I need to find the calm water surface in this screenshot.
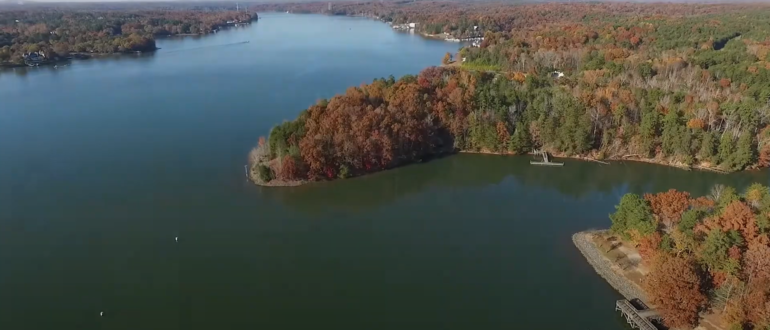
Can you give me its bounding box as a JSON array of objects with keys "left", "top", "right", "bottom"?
[{"left": 1, "top": 13, "right": 768, "bottom": 330}]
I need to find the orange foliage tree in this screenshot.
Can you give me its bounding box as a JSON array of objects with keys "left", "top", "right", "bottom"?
[
  {"left": 644, "top": 189, "right": 691, "bottom": 232},
  {"left": 442, "top": 52, "right": 453, "bottom": 65},
  {"left": 645, "top": 255, "right": 707, "bottom": 329},
  {"left": 696, "top": 200, "right": 759, "bottom": 244},
  {"left": 637, "top": 232, "right": 662, "bottom": 265}
]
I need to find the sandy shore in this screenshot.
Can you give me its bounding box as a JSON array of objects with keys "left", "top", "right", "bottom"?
[{"left": 572, "top": 230, "right": 649, "bottom": 302}]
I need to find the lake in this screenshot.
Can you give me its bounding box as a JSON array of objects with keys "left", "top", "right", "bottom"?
[{"left": 1, "top": 13, "right": 768, "bottom": 330}]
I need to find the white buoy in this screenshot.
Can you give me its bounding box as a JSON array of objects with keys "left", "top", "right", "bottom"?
[
  {"left": 175, "top": 237, "right": 178, "bottom": 242},
  {"left": 100, "top": 311, "right": 103, "bottom": 317}
]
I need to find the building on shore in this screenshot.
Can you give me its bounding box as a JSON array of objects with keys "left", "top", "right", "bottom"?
[{"left": 23, "top": 51, "right": 47, "bottom": 66}]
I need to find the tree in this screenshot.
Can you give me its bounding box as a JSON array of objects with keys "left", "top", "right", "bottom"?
[
  {"left": 610, "top": 194, "right": 656, "bottom": 239},
  {"left": 720, "top": 201, "right": 759, "bottom": 244},
  {"left": 718, "top": 133, "right": 736, "bottom": 168},
  {"left": 699, "top": 131, "right": 717, "bottom": 161},
  {"left": 732, "top": 131, "right": 756, "bottom": 170},
  {"left": 661, "top": 110, "right": 682, "bottom": 156},
  {"left": 744, "top": 242, "right": 770, "bottom": 281},
  {"left": 638, "top": 232, "right": 662, "bottom": 263},
  {"left": 744, "top": 183, "right": 770, "bottom": 209},
  {"left": 644, "top": 189, "right": 691, "bottom": 232},
  {"left": 442, "top": 52, "right": 453, "bottom": 65},
  {"left": 679, "top": 209, "right": 705, "bottom": 236},
  {"left": 638, "top": 110, "right": 658, "bottom": 157},
  {"left": 645, "top": 255, "right": 707, "bottom": 329},
  {"left": 508, "top": 121, "right": 532, "bottom": 154},
  {"left": 278, "top": 155, "right": 300, "bottom": 181},
  {"left": 700, "top": 229, "right": 743, "bottom": 275},
  {"left": 256, "top": 164, "right": 274, "bottom": 183}
]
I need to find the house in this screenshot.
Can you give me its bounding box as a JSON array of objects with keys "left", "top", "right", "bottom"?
[
  {"left": 23, "top": 51, "right": 47, "bottom": 66},
  {"left": 408, "top": 22, "right": 416, "bottom": 28},
  {"left": 552, "top": 71, "right": 565, "bottom": 79}
]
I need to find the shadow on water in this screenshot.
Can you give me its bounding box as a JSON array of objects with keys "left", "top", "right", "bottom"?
[{"left": 259, "top": 154, "right": 770, "bottom": 215}]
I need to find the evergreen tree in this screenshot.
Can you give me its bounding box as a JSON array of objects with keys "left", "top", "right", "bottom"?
[
  {"left": 732, "top": 131, "right": 756, "bottom": 170},
  {"left": 717, "top": 133, "right": 736, "bottom": 167},
  {"left": 610, "top": 194, "right": 657, "bottom": 239},
  {"left": 698, "top": 131, "right": 717, "bottom": 162},
  {"left": 508, "top": 121, "right": 532, "bottom": 154},
  {"left": 662, "top": 110, "right": 681, "bottom": 156},
  {"left": 639, "top": 110, "right": 659, "bottom": 157}
]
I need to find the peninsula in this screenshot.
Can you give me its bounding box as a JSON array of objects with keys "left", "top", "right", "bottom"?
[
  {"left": 248, "top": 2, "right": 770, "bottom": 186},
  {"left": 575, "top": 184, "right": 770, "bottom": 330}
]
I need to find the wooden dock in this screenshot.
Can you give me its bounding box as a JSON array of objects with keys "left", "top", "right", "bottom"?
[
  {"left": 530, "top": 150, "right": 564, "bottom": 166},
  {"left": 615, "top": 299, "right": 661, "bottom": 330}
]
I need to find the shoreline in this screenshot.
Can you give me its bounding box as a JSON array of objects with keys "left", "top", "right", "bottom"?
[
  {"left": 573, "top": 230, "right": 726, "bottom": 330},
  {"left": 251, "top": 150, "right": 733, "bottom": 188},
  {"left": 0, "top": 49, "right": 159, "bottom": 69},
  {"left": 572, "top": 230, "right": 649, "bottom": 302}
]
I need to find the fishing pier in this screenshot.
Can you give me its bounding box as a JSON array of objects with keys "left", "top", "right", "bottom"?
[{"left": 615, "top": 299, "right": 662, "bottom": 330}]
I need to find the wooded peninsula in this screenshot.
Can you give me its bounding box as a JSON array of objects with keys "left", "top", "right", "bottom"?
[
  {"left": 0, "top": 5, "right": 256, "bottom": 66},
  {"left": 248, "top": 1, "right": 770, "bottom": 186},
  {"left": 600, "top": 184, "right": 770, "bottom": 330}
]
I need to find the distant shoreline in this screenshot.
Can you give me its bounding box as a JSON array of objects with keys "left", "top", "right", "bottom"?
[{"left": 0, "top": 48, "right": 158, "bottom": 69}]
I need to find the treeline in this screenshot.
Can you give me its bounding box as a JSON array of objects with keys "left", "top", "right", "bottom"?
[
  {"left": 0, "top": 9, "right": 256, "bottom": 64},
  {"left": 249, "top": 2, "right": 770, "bottom": 185},
  {"left": 609, "top": 185, "right": 770, "bottom": 329},
  {"left": 252, "top": 2, "right": 768, "bottom": 38}
]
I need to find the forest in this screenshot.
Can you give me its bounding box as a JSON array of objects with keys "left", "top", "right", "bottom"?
[
  {"left": 0, "top": 8, "right": 256, "bottom": 65},
  {"left": 249, "top": 1, "right": 770, "bottom": 185},
  {"left": 609, "top": 185, "right": 770, "bottom": 330}
]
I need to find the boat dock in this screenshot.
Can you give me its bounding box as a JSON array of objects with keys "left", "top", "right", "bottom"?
[
  {"left": 530, "top": 149, "right": 564, "bottom": 166},
  {"left": 615, "top": 299, "right": 662, "bottom": 330}
]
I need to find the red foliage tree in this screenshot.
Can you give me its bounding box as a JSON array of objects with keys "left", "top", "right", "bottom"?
[
  {"left": 637, "top": 232, "right": 662, "bottom": 265},
  {"left": 690, "top": 196, "right": 715, "bottom": 210},
  {"left": 696, "top": 201, "right": 759, "bottom": 243},
  {"left": 278, "top": 155, "right": 299, "bottom": 181},
  {"left": 644, "top": 255, "right": 707, "bottom": 329},
  {"left": 644, "top": 189, "right": 691, "bottom": 232}
]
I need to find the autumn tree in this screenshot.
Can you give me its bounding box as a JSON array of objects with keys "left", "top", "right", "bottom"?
[
  {"left": 637, "top": 232, "right": 662, "bottom": 263},
  {"left": 645, "top": 255, "right": 707, "bottom": 329},
  {"left": 744, "top": 183, "right": 770, "bottom": 210},
  {"left": 644, "top": 189, "right": 691, "bottom": 232},
  {"left": 278, "top": 155, "right": 301, "bottom": 181},
  {"left": 442, "top": 52, "right": 453, "bottom": 65},
  {"left": 745, "top": 242, "right": 770, "bottom": 282}
]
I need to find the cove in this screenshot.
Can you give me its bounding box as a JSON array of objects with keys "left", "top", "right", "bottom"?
[{"left": 1, "top": 13, "right": 769, "bottom": 330}]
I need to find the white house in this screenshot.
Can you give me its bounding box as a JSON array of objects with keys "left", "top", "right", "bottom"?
[{"left": 552, "top": 71, "right": 565, "bottom": 79}]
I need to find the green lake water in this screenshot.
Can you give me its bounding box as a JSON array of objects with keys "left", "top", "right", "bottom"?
[{"left": 1, "top": 13, "right": 768, "bottom": 330}]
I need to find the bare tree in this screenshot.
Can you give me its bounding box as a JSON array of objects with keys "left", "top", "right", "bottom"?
[{"left": 710, "top": 184, "right": 726, "bottom": 201}]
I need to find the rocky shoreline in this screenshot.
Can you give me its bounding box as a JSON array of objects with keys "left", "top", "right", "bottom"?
[{"left": 572, "top": 230, "right": 648, "bottom": 302}]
